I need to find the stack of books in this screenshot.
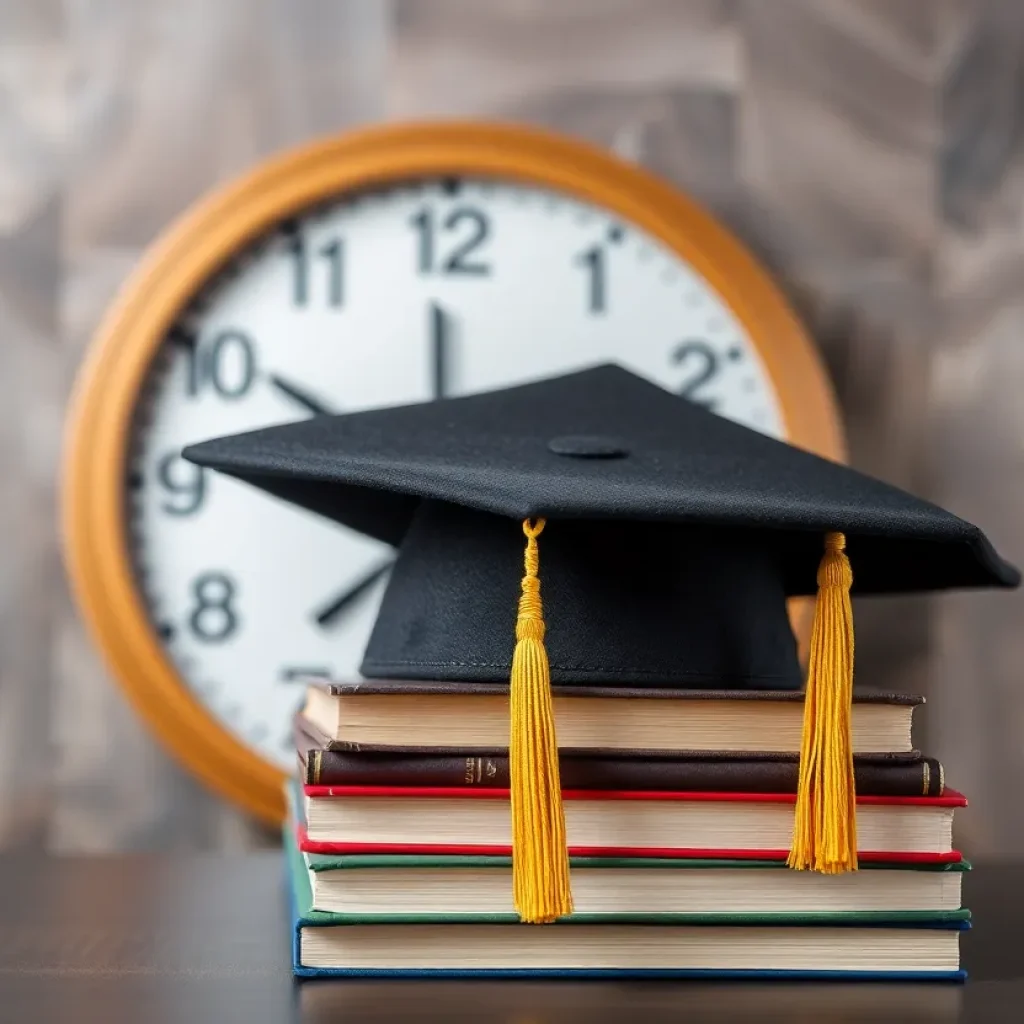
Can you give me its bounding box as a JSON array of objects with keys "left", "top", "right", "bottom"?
[{"left": 286, "top": 678, "right": 968, "bottom": 979}]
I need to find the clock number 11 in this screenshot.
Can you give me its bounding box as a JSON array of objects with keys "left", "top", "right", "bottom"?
[{"left": 288, "top": 233, "right": 344, "bottom": 308}]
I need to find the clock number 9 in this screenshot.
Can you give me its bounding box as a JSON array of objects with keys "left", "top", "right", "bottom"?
[
  {"left": 182, "top": 330, "right": 257, "bottom": 400},
  {"left": 188, "top": 572, "right": 239, "bottom": 643},
  {"left": 156, "top": 453, "right": 206, "bottom": 516},
  {"left": 410, "top": 207, "right": 491, "bottom": 275}
]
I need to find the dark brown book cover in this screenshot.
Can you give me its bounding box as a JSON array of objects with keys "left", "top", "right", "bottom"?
[
  {"left": 303, "top": 677, "right": 924, "bottom": 704},
  {"left": 294, "top": 715, "right": 941, "bottom": 797}
]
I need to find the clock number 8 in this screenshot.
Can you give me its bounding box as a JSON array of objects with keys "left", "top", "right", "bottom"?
[{"left": 188, "top": 572, "right": 239, "bottom": 643}]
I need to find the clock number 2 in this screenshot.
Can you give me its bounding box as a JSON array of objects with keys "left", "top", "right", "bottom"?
[
  {"left": 188, "top": 572, "right": 239, "bottom": 643},
  {"left": 672, "top": 340, "right": 720, "bottom": 408},
  {"left": 410, "top": 207, "right": 491, "bottom": 275}
]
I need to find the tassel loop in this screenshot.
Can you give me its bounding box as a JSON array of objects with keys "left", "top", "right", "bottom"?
[
  {"left": 510, "top": 517, "right": 573, "bottom": 923},
  {"left": 788, "top": 530, "right": 858, "bottom": 875},
  {"left": 818, "top": 532, "right": 852, "bottom": 589},
  {"left": 516, "top": 520, "right": 546, "bottom": 643}
]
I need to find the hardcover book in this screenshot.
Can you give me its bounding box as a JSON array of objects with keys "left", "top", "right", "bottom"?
[
  {"left": 298, "top": 782, "right": 966, "bottom": 860},
  {"left": 285, "top": 781, "right": 967, "bottom": 917},
  {"left": 300, "top": 852, "right": 969, "bottom": 921},
  {"left": 295, "top": 714, "right": 943, "bottom": 795},
  {"left": 299, "top": 681, "right": 922, "bottom": 755},
  {"left": 286, "top": 833, "right": 968, "bottom": 979}
]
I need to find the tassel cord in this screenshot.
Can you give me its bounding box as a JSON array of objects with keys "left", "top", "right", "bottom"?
[
  {"left": 510, "top": 518, "right": 573, "bottom": 922},
  {"left": 789, "top": 531, "right": 857, "bottom": 874}
]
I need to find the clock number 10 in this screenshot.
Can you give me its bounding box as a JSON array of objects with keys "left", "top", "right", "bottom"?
[{"left": 180, "top": 330, "right": 257, "bottom": 400}]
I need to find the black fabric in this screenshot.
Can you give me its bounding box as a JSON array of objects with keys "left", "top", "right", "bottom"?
[
  {"left": 184, "top": 363, "right": 1019, "bottom": 596},
  {"left": 360, "top": 501, "right": 802, "bottom": 687}
]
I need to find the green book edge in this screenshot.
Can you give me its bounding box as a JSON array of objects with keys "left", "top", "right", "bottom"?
[
  {"left": 285, "top": 828, "right": 970, "bottom": 927},
  {"left": 306, "top": 849, "right": 972, "bottom": 872}
]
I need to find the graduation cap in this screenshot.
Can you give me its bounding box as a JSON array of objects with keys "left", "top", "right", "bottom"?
[{"left": 184, "top": 364, "right": 1017, "bottom": 923}]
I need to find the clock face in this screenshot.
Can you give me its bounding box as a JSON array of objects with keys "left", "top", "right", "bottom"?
[{"left": 127, "top": 176, "right": 785, "bottom": 770}]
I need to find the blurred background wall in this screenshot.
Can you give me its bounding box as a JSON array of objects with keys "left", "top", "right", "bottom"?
[{"left": 1, "top": 0, "right": 1023, "bottom": 855}]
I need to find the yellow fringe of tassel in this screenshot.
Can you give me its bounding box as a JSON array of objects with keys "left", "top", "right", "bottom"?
[
  {"left": 510, "top": 518, "right": 574, "bottom": 923},
  {"left": 788, "top": 531, "right": 858, "bottom": 874}
]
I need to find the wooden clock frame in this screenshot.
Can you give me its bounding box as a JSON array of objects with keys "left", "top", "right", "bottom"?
[{"left": 61, "top": 121, "right": 846, "bottom": 825}]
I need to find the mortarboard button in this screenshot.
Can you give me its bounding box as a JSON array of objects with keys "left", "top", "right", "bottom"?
[{"left": 547, "top": 435, "right": 629, "bottom": 459}]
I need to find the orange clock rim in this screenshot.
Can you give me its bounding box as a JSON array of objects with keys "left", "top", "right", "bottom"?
[{"left": 60, "top": 120, "right": 846, "bottom": 827}]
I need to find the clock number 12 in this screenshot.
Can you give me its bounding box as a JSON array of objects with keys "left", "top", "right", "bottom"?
[{"left": 410, "top": 207, "right": 491, "bottom": 276}]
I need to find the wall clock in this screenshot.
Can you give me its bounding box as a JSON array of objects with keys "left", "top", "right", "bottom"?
[{"left": 62, "top": 121, "right": 844, "bottom": 825}]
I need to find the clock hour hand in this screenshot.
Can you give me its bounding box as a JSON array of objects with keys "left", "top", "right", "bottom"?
[
  {"left": 313, "top": 557, "right": 394, "bottom": 628},
  {"left": 429, "top": 301, "right": 454, "bottom": 401},
  {"left": 269, "top": 373, "right": 336, "bottom": 417}
]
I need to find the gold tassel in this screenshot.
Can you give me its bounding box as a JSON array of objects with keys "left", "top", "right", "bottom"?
[
  {"left": 510, "top": 518, "right": 573, "bottom": 923},
  {"left": 788, "top": 531, "right": 858, "bottom": 874}
]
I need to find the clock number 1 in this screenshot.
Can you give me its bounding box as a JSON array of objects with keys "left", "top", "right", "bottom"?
[
  {"left": 575, "top": 245, "right": 607, "bottom": 314},
  {"left": 288, "top": 233, "right": 344, "bottom": 308}
]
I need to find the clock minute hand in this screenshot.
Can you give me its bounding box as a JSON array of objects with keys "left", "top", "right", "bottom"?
[
  {"left": 313, "top": 558, "right": 394, "bottom": 628},
  {"left": 269, "top": 373, "right": 336, "bottom": 417}
]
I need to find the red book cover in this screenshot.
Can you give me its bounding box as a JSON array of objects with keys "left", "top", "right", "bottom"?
[
  {"left": 303, "top": 785, "right": 967, "bottom": 806},
  {"left": 294, "top": 823, "right": 963, "bottom": 863},
  {"left": 296, "top": 786, "right": 966, "bottom": 863}
]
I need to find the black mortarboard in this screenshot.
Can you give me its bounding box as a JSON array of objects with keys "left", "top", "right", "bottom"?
[{"left": 184, "top": 364, "right": 1017, "bottom": 921}]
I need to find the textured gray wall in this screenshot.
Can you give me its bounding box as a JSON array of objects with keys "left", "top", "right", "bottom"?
[{"left": 1, "top": 0, "right": 1022, "bottom": 855}]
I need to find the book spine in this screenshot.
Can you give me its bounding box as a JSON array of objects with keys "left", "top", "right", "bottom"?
[{"left": 305, "top": 752, "right": 943, "bottom": 797}]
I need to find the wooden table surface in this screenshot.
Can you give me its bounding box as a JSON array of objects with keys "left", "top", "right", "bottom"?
[{"left": 0, "top": 854, "right": 1020, "bottom": 1022}]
